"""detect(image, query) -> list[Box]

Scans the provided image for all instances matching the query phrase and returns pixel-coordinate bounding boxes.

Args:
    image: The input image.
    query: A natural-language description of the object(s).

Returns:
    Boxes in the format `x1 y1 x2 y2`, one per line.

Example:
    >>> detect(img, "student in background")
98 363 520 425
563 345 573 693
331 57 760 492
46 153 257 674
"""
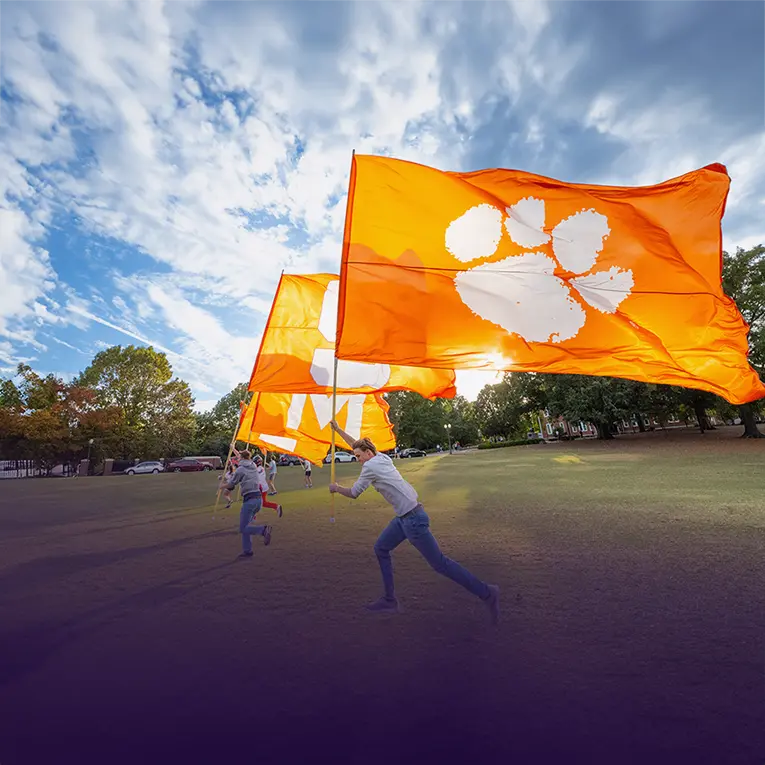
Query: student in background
267 454 278 495
255 454 283 517
303 458 313 489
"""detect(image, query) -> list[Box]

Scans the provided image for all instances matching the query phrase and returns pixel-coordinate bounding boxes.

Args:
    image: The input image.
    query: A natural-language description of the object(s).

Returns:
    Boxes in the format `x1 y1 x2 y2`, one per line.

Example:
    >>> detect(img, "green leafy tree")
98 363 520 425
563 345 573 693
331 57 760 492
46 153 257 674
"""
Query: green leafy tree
722 245 765 437
386 391 446 450
0 378 23 410
142 380 197 459
15 363 65 410
673 387 719 433
639 384 681 429
475 378 523 440
76 345 196 458
442 395 480 447
193 383 248 458
543 375 633 440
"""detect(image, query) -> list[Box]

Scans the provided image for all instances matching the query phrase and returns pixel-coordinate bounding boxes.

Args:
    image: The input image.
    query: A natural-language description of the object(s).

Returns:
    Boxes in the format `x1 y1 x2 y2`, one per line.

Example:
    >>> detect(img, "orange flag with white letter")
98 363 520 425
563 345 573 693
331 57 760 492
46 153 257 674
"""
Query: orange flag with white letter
248 273 455 399
237 390 395 465
335 155 765 404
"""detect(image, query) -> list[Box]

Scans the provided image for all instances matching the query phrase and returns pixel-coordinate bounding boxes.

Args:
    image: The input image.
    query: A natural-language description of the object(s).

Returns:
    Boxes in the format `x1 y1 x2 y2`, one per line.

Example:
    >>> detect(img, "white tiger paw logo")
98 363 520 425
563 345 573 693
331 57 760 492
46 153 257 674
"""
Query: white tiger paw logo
447 198 634 343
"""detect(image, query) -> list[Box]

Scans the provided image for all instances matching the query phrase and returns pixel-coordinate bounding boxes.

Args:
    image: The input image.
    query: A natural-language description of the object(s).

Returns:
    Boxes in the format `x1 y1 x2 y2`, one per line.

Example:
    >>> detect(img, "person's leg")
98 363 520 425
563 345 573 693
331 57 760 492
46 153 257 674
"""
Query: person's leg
239 497 269 555
239 499 257 554
261 491 283 518
372 518 407 602
403 507 491 600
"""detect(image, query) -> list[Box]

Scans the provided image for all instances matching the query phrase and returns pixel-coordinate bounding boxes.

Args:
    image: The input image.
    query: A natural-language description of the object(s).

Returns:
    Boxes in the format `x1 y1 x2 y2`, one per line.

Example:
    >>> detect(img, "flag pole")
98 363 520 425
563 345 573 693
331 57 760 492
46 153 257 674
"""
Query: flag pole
330 149 356 524
214 394 250 515
214 435 237 517
330 354 339 523
216 271 282 514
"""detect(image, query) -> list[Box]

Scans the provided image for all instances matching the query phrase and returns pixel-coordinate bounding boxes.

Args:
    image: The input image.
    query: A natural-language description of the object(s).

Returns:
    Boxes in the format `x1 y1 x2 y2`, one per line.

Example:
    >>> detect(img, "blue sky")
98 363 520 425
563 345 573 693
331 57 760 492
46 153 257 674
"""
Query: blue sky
1 0 763 408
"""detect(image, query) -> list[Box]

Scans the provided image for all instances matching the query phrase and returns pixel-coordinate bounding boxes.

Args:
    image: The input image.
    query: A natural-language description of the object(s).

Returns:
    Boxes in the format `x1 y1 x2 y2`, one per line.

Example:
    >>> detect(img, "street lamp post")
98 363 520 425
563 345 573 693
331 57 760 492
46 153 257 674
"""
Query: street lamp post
86 438 94 474
444 423 452 454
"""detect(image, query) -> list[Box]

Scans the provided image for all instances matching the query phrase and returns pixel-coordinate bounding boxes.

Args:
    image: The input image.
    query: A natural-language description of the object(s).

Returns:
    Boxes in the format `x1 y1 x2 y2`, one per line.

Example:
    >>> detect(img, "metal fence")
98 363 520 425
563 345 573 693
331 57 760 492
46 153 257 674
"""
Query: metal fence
0 460 76 479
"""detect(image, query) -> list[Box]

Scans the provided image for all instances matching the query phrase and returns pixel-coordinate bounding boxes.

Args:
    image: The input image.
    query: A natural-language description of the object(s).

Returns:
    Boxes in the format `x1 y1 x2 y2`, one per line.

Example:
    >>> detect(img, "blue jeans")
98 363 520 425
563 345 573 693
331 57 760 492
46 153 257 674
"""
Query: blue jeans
374 505 490 601
239 493 264 553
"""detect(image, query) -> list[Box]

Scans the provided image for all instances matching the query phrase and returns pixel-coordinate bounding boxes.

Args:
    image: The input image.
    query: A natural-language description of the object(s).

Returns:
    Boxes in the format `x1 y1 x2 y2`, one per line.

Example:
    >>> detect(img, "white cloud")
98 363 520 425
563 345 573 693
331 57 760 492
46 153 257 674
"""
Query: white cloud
142 282 261 394
1 0 481 400
66 303 180 361
1 0 762 407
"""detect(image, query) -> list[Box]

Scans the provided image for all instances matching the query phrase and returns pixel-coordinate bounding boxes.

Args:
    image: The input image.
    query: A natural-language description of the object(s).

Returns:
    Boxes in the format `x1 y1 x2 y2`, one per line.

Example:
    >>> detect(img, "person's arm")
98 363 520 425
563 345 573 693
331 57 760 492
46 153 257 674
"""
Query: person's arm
329 464 374 499
330 420 355 449
226 467 242 491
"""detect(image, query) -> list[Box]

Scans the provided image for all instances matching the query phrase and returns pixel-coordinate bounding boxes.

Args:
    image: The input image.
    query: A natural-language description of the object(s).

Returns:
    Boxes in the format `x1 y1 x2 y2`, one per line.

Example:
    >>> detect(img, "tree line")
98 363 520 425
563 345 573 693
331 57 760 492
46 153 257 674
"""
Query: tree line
1 246 762 472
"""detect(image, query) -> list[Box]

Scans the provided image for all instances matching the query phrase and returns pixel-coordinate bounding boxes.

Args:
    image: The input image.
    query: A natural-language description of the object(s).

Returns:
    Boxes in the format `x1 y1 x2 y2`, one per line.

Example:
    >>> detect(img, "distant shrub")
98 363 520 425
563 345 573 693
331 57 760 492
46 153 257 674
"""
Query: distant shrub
477 438 542 450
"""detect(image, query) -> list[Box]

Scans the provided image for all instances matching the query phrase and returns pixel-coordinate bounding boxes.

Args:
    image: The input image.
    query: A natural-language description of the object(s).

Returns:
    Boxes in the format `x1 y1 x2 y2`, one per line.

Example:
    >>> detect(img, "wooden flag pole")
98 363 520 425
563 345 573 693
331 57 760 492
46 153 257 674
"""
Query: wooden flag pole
214 430 239 516
330 354 339 523
214 392 251 515
330 149 356 524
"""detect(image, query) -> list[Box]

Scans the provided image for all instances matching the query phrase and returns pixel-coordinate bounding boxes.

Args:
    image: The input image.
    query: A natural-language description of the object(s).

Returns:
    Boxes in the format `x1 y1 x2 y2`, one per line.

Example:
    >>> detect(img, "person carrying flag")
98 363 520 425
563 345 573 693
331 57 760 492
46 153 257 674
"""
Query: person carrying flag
328 421 499 623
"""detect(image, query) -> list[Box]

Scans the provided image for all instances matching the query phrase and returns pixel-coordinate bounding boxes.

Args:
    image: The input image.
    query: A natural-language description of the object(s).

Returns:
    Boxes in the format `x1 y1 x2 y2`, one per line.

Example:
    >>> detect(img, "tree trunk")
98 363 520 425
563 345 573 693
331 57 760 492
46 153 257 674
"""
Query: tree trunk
739 403 765 438
595 421 614 440
635 414 646 433
693 400 712 433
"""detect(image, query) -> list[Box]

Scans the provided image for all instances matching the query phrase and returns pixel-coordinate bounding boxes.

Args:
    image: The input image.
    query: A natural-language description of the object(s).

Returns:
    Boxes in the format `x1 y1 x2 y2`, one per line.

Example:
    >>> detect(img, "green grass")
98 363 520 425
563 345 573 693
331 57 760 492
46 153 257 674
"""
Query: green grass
0 426 763 763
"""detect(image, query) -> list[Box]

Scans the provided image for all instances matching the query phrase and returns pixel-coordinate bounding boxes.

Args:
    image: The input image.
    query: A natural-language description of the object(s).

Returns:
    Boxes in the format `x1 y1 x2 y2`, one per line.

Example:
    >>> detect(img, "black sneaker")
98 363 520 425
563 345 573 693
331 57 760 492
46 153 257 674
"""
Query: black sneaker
263 526 273 546
238 551 253 559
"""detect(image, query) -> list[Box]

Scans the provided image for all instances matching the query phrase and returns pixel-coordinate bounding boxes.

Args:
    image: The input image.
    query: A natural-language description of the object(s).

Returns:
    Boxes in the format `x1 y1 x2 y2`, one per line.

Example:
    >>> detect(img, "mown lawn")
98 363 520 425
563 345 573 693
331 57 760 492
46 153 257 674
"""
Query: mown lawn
0 427 762 764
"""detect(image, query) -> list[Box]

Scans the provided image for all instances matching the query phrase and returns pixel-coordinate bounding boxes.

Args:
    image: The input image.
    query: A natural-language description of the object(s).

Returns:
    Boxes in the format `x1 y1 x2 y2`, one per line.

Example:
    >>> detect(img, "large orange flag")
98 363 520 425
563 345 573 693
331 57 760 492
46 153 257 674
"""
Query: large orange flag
335 155 765 405
248 273 456 399
237 390 395 465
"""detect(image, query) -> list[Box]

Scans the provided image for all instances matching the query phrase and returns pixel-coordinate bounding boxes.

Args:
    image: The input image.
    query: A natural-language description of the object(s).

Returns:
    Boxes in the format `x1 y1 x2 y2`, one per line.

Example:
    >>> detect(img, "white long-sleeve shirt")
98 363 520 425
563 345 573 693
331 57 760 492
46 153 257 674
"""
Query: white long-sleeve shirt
350 452 419 516
256 465 269 493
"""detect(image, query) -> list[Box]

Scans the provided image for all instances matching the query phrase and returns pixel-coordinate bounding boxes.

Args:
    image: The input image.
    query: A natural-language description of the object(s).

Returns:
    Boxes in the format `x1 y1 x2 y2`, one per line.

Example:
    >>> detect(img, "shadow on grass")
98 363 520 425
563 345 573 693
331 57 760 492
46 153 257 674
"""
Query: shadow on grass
0 558 236 687
0 529 231 592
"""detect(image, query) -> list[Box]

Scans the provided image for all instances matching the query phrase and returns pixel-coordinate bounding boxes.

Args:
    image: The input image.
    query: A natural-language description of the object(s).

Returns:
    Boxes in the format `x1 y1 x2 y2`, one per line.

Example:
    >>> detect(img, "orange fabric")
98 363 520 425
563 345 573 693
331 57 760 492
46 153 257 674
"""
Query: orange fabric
335 155 765 405
248 273 455 399
236 391 395 465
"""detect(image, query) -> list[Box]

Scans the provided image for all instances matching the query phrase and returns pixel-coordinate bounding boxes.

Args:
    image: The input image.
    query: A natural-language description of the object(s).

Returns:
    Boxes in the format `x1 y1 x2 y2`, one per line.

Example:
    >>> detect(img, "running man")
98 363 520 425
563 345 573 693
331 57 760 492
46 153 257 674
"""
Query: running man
267 454 278 495
255 454 283 517
303 458 313 489
225 450 272 558
328 421 500 623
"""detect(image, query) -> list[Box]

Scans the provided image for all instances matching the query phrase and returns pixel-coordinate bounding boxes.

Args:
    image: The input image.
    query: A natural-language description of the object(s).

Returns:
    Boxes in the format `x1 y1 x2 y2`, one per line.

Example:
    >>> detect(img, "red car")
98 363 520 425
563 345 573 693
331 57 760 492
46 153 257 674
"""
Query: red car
165 458 211 473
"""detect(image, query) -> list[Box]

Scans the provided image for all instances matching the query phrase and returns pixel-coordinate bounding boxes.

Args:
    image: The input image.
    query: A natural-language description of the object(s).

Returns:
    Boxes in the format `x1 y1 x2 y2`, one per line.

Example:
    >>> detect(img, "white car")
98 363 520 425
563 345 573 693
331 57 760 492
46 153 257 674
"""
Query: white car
324 451 357 464
125 461 165 475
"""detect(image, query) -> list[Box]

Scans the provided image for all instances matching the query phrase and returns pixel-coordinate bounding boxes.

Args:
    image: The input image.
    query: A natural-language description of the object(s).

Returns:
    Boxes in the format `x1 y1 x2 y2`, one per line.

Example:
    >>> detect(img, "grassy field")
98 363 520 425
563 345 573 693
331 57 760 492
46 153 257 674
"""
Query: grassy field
0 427 763 764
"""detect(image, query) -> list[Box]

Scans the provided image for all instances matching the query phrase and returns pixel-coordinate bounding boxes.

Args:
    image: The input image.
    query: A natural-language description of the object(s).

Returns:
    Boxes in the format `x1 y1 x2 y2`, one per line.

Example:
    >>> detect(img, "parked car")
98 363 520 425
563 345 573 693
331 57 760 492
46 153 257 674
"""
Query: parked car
279 455 302 466
184 455 223 469
399 448 426 458
165 458 211 473
125 461 165 476
323 451 357 464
